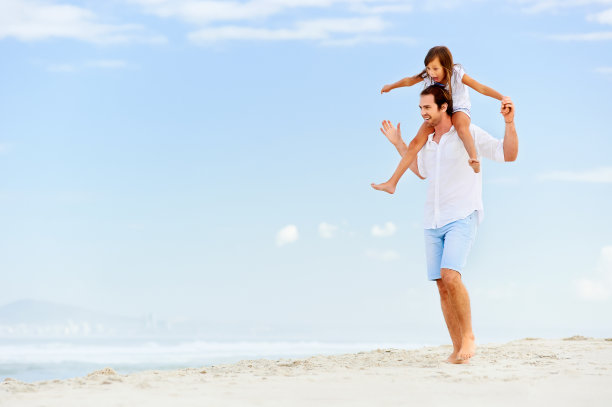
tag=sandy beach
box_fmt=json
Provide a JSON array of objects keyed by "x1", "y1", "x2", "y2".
[{"x1": 2, "y1": 336, "x2": 611, "y2": 407}]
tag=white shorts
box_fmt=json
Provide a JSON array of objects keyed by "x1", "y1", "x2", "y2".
[{"x1": 453, "y1": 107, "x2": 471, "y2": 118}]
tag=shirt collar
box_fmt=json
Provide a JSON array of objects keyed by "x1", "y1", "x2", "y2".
[{"x1": 428, "y1": 126, "x2": 456, "y2": 145}]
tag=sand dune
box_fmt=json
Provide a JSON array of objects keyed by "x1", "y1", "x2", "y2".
[{"x1": 2, "y1": 337, "x2": 611, "y2": 406}]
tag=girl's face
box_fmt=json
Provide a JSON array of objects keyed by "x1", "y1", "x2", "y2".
[{"x1": 426, "y1": 57, "x2": 445, "y2": 83}]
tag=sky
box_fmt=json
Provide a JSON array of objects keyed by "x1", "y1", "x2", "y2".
[{"x1": 1, "y1": 0, "x2": 611, "y2": 343}]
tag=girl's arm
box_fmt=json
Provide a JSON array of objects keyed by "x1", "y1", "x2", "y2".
[
  {"x1": 381, "y1": 75, "x2": 424, "y2": 93},
  {"x1": 461, "y1": 74, "x2": 503, "y2": 100}
]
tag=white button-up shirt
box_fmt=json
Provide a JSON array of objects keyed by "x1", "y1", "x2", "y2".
[{"x1": 416, "y1": 124, "x2": 505, "y2": 229}]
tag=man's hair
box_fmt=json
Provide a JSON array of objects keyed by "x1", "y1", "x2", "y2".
[{"x1": 420, "y1": 85, "x2": 453, "y2": 115}]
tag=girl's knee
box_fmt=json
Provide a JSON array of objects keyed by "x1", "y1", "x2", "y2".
[{"x1": 452, "y1": 112, "x2": 471, "y2": 127}]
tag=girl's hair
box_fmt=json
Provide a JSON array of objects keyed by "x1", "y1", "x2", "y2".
[{"x1": 418, "y1": 46, "x2": 456, "y2": 98}]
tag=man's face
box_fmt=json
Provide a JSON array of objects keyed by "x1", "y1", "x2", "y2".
[{"x1": 419, "y1": 94, "x2": 445, "y2": 126}]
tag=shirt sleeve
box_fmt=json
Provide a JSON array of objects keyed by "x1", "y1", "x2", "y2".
[
  {"x1": 472, "y1": 124, "x2": 504, "y2": 162},
  {"x1": 416, "y1": 149, "x2": 428, "y2": 178},
  {"x1": 454, "y1": 64, "x2": 466, "y2": 80}
]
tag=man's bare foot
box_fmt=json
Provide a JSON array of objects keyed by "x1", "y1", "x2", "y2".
[
  {"x1": 457, "y1": 335, "x2": 476, "y2": 361},
  {"x1": 371, "y1": 182, "x2": 396, "y2": 194},
  {"x1": 445, "y1": 352, "x2": 457, "y2": 362},
  {"x1": 445, "y1": 351, "x2": 469, "y2": 364},
  {"x1": 468, "y1": 158, "x2": 480, "y2": 173}
]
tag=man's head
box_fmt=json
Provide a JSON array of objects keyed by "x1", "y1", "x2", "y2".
[{"x1": 419, "y1": 85, "x2": 453, "y2": 126}]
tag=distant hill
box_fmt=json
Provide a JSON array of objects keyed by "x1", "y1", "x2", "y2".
[
  {"x1": 0, "y1": 299, "x2": 130, "y2": 325},
  {"x1": 0, "y1": 299, "x2": 167, "y2": 338},
  {"x1": 0, "y1": 299, "x2": 377, "y2": 341}
]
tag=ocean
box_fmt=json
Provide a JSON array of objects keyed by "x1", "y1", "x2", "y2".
[{"x1": 0, "y1": 338, "x2": 425, "y2": 383}]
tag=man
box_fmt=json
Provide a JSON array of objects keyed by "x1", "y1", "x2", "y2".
[{"x1": 376, "y1": 85, "x2": 518, "y2": 363}]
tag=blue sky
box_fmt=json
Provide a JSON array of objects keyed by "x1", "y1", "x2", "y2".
[{"x1": 1, "y1": 0, "x2": 611, "y2": 342}]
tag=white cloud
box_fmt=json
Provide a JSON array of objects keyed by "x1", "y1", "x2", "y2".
[
  {"x1": 537, "y1": 167, "x2": 612, "y2": 183},
  {"x1": 365, "y1": 248, "x2": 400, "y2": 261},
  {"x1": 577, "y1": 278, "x2": 611, "y2": 301},
  {"x1": 517, "y1": 0, "x2": 612, "y2": 14},
  {"x1": 548, "y1": 31, "x2": 612, "y2": 40},
  {"x1": 420, "y1": 0, "x2": 484, "y2": 11},
  {"x1": 319, "y1": 34, "x2": 415, "y2": 46},
  {"x1": 131, "y1": 0, "x2": 413, "y2": 25},
  {"x1": 588, "y1": 7, "x2": 612, "y2": 23},
  {"x1": 576, "y1": 246, "x2": 612, "y2": 301},
  {"x1": 86, "y1": 59, "x2": 129, "y2": 69},
  {"x1": 131, "y1": 0, "x2": 411, "y2": 45},
  {"x1": 188, "y1": 16, "x2": 386, "y2": 44},
  {"x1": 46, "y1": 59, "x2": 130, "y2": 73},
  {"x1": 318, "y1": 222, "x2": 338, "y2": 239},
  {"x1": 595, "y1": 66, "x2": 612, "y2": 74},
  {"x1": 131, "y1": 0, "x2": 290, "y2": 24},
  {"x1": 276, "y1": 224, "x2": 299, "y2": 246},
  {"x1": 0, "y1": 0, "x2": 165, "y2": 44},
  {"x1": 371, "y1": 221, "x2": 397, "y2": 237},
  {"x1": 349, "y1": 3, "x2": 413, "y2": 13}
]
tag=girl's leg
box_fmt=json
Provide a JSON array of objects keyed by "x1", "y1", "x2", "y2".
[
  {"x1": 413, "y1": 121, "x2": 434, "y2": 148},
  {"x1": 452, "y1": 112, "x2": 480, "y2": 173},
  {"x1": 371, "y1": 121, "x2": 433, "y2": 194}
]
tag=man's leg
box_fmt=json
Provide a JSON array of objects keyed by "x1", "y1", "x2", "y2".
[
  {"x1": 440, "y1": 268, "x2": 476, "y2": 361},
  {"x1": 436, "y1": 279, "x2": 465, "y2": 363}
]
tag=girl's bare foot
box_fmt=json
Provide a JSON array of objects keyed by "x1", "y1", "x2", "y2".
[{"x1": 371, "y1": 182, "x2": 396, "y2": 194}]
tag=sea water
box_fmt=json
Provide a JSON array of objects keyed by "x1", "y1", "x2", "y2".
[{"x1": 0, "y1": 338, "x2": 424, "y2": 383}]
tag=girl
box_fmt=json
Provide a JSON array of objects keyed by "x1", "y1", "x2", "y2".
[{"x1": 373, "y1": 46, "x2": 504, "y2": 193}]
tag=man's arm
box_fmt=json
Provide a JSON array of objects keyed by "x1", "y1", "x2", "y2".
[
  {"x1": 501, "y1": 97, "x2": 518, "y2": 162},
  {"x1": 396, "y1": 139, "x2": 425, "y2": 179}
]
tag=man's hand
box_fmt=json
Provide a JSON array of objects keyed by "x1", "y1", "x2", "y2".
[
  {"x1": 380, "y1": 120, "x2": 401, "y2": 146},
  {"x1": 501, "y1": 96, "x2": 518, "y2": 162},
  {"x1": 501, "y1": 96, "x2": 514, "y2": 122},
  {"x1": 381, "y1": 84, "x2": 393, "y2": 94}
]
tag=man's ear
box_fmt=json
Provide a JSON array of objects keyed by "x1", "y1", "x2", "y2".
[{"x1": 441, "y1": 103, "x2": 447, "y2": 113}]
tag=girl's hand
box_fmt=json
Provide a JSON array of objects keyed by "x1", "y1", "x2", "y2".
[
  {"x1": 468, "y1": 158, "x2": 481, "y2": 173},
  {"x1": 380, "y1": 120, "x2": 401, "y2": 146},
  {"x1": 381, "y1": 84, "x2": 393, "y2": 94},
  {"x1": 501, "y1": 96, "x2": 514, "y2": 122}
]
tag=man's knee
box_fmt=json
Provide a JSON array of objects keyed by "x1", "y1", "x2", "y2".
[
  {"x1": 440, "y1": 268, "x2": 461, "y2": 288},
  {"x1": 436, "y1": 279, "x2": 447, "y2": 295}
]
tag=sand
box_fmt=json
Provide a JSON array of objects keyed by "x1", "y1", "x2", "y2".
[{"x1": 2, "y1": 336, "x2": 612, "y2": 407}]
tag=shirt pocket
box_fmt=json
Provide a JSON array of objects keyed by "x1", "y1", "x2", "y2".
[
  {"x1": 445, "y1": 138, "x2": 469, "y2": 160},
  {"x1": 419, "y1": 146, "x2": 435, "y2": 176}
]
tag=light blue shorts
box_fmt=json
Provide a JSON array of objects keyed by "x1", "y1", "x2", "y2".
[{"x1": 424, "y1": 212, "x2": 478, "y2": 281}]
